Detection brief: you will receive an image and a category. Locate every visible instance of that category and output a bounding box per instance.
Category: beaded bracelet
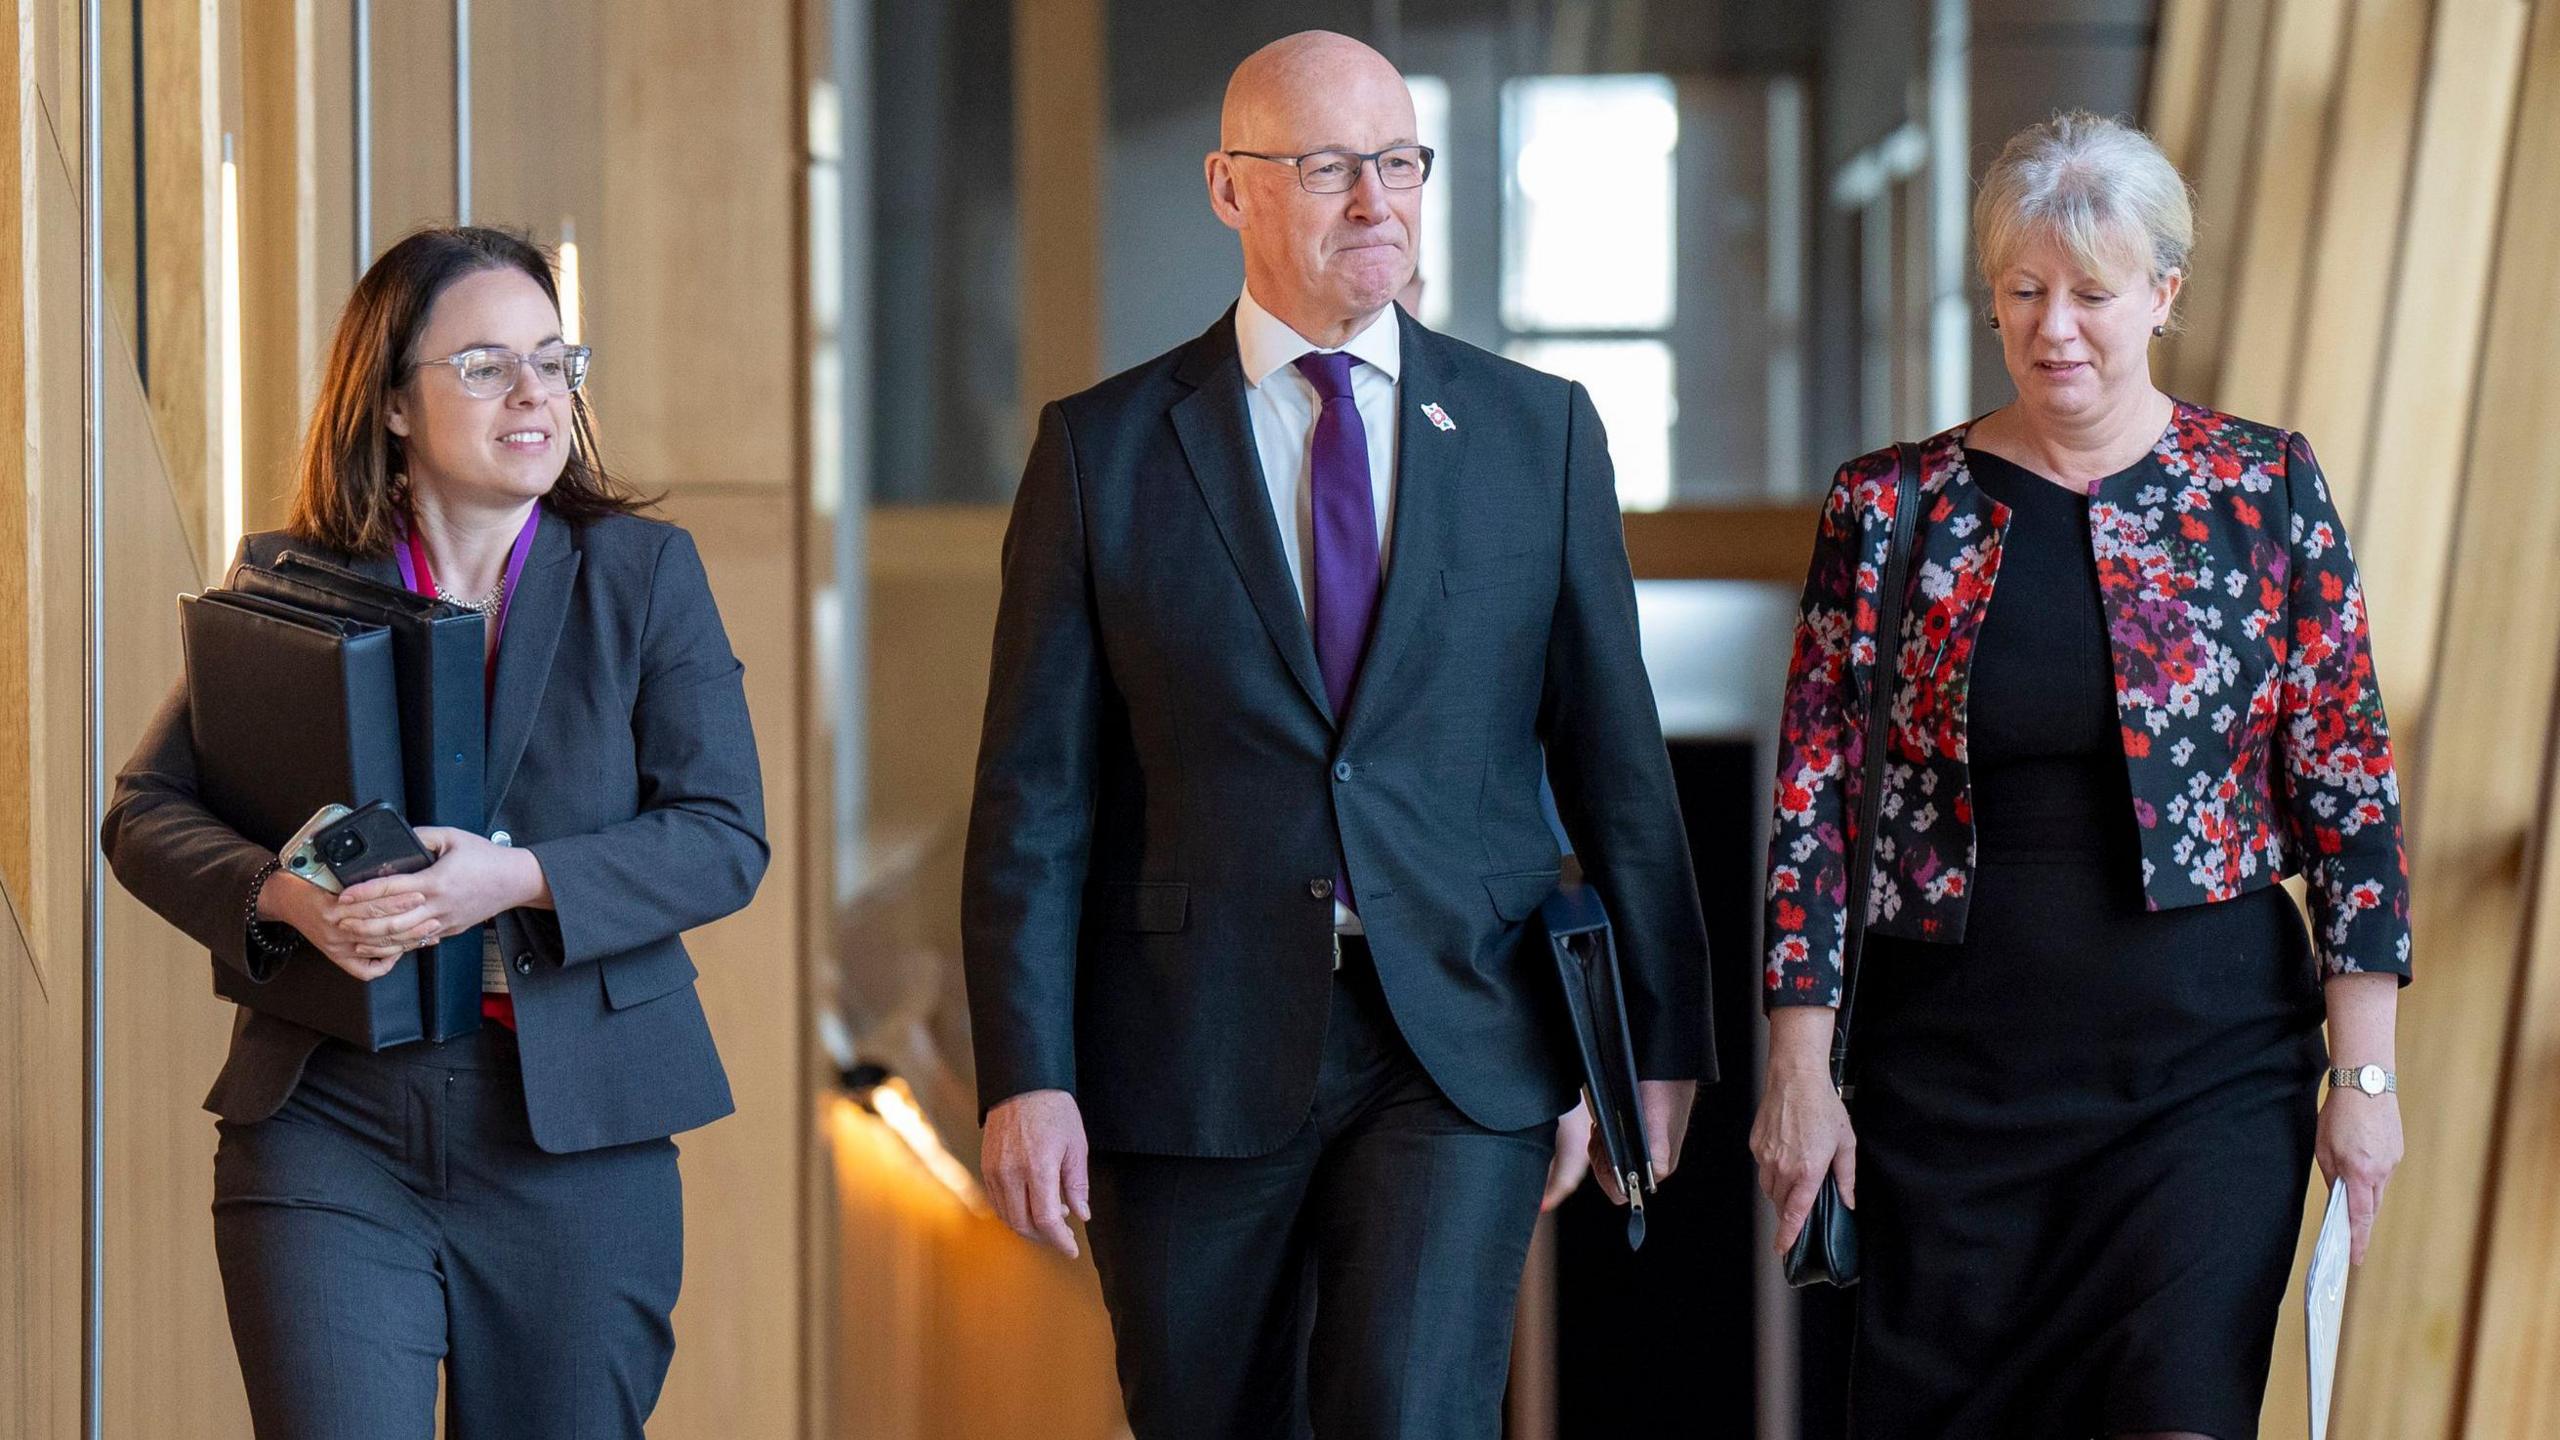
[243,856,295,973]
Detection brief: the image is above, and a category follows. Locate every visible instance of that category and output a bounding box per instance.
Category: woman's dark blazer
[101,509,768,1154]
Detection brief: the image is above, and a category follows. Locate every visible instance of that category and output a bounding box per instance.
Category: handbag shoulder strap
[1830,442,1924,1092]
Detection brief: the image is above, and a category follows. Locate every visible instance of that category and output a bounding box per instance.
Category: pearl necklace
[435,577,507,618]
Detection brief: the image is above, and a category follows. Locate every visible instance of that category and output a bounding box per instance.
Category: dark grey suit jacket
[963,308,1712,1159]
[101,509,767,1154]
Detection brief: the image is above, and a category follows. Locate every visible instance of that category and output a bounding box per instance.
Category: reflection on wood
[821,1096,1128,1440]
[834,817,980,1176]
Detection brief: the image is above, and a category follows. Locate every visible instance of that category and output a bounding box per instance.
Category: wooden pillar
[1013,0,1103,432]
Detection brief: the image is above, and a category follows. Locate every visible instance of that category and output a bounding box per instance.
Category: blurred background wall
[4,2,2559,1438]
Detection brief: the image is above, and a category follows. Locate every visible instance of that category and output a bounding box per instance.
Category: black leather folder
[180,589,424,1048]
[1540,884,1657,1249]
[236,553,489,1040]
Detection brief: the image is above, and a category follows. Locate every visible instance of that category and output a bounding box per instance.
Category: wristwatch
[2328,1064,2398,1097]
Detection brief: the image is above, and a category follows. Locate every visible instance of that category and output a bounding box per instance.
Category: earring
[2152,324,2168,337]
[1987,314,2001,330]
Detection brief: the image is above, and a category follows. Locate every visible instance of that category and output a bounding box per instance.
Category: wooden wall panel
[2,876,82,1440]
[366,0,456,248]
[237,0,320,538]
[647,487,806,1440]
[0,43,81,1365]
[865,508,1004,850]
[2328,49,2549,1425]
[2145,0,2220,177]
[302,0,355,378]
[97,316,241,1439]
[2464,732,2560,1436]
[2283,0,2433,519]
[596,1,796,489]
[3,0,32,911]
[1014,0,1104,438]
[2148,2,2560,1435]
[2214,0,2350,422]
[2443,0,2560,1429]
[138,0,218,570]
[2156,0,2270,403]
[2347,0,2531,748]
[468,0,602,245]
[28,54,87,974]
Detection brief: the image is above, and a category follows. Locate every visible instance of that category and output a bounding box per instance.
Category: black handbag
[1783,441,1922,1289]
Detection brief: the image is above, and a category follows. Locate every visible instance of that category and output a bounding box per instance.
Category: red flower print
[1765,409,2408,1012]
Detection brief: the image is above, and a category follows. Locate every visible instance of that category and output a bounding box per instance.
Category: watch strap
[2328,1065,2398,1095]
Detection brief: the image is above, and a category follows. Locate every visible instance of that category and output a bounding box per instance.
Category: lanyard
[396,505,540,694]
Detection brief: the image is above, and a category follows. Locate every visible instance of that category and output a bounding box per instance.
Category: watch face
[2358,1064,2387,1096]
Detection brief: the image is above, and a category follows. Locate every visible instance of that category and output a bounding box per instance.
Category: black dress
[1847,448,2329,1439]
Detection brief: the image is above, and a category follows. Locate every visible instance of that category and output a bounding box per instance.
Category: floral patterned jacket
[1764,402,2412,1008]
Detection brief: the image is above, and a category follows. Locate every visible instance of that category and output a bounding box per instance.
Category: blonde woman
[1752,115,2409,1438]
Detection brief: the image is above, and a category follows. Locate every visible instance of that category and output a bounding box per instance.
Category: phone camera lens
[321,832,365,865]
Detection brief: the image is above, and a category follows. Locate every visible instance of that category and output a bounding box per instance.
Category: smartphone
[279,803,357,893]
[308,801,435,888]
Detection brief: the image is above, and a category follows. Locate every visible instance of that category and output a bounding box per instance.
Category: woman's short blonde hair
[1974,111,2194,294]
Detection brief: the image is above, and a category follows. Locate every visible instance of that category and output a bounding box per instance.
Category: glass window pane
[1408,75,1452,329]
[1505,339,1677,512]
[1501,75,1678,333]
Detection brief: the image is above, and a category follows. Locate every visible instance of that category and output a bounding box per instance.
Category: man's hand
[1591,1079,1695,1206]
[982,1088,1092,1257]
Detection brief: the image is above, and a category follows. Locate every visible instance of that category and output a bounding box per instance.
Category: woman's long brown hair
[285,225,652,555]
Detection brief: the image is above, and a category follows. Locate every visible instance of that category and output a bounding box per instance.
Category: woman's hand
[1753,1005,1856,1252]
[1753,1064,1857,1252]
[2320,972,2402,1265]
[336,826,551,943]
[2318,1091,2402,1265]
[259,869,442,981]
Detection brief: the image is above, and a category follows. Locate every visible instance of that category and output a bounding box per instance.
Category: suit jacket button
[1332,761,1353,782]
[1310,878,1335,900]
[513,955,533,976]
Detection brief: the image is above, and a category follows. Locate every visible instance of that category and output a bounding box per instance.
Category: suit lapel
[1171,313,1336,727]
[1341,309,1467,738]
[483,513,580,815]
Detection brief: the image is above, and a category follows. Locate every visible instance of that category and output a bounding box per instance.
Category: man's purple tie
[1294,350,1379,913]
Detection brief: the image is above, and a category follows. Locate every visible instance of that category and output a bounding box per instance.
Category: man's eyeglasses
[1224,144,1435,195]
[409,344,593,399]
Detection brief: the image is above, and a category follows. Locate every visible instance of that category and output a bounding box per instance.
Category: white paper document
[2306,1178,2352,1440]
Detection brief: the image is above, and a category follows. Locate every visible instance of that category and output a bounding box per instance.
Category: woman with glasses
[102,225,766,1438]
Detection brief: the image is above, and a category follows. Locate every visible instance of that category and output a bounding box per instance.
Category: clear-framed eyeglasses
[1224,144,1435,194]
[410,343,593,399]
